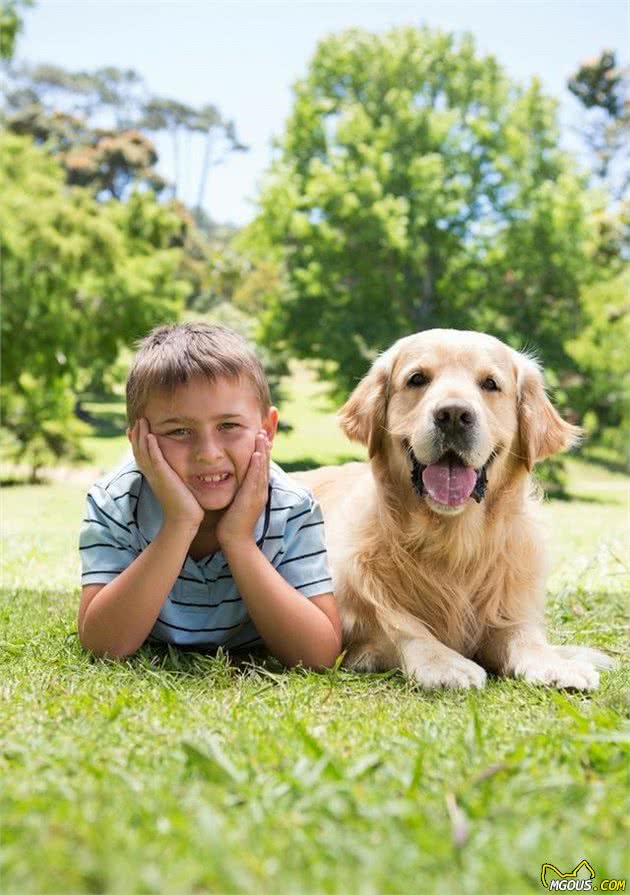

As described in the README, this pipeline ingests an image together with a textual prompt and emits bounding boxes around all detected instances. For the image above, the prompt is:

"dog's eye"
[407,372,430,388]
[481,377,500,391]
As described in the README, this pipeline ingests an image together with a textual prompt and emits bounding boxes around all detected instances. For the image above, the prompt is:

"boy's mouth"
[193,472,233,488]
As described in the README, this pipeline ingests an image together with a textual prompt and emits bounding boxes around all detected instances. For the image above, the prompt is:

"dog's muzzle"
[403,440,498,507]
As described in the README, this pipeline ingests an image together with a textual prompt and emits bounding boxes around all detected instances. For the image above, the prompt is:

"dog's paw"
[402,643,487,690]
[513,650,600,691]
[552,644,615,670]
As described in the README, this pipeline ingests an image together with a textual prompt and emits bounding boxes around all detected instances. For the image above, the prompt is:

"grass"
[1,366,629,895]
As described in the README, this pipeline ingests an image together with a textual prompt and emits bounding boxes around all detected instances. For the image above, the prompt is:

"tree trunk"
[408,255,437,330]
[196,130,213,211]
[171,127,179,198]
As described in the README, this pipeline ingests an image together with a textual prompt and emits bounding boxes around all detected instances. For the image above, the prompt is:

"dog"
[296,329,613,690]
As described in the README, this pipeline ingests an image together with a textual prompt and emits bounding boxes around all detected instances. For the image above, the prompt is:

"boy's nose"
[195,434,225,463]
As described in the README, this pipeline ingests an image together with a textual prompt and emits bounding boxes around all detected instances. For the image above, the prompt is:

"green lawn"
[1,367,629,895]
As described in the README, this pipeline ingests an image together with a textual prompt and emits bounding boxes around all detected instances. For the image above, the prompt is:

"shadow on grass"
[0,476,47,488]
[135,641,410,688]
[576,451,630,476]
[50,633,408,689]
[82,409,127,439]
[75,394,127,439]
[544,489,619,505]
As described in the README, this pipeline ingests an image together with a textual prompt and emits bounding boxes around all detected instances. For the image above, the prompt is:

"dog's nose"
[434,402,476,434]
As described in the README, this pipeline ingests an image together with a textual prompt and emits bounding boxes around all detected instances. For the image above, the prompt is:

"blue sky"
[19,0,630,225]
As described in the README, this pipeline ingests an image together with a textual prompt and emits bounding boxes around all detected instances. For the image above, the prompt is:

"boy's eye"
[168,428,191,437]
[219,422,239,431]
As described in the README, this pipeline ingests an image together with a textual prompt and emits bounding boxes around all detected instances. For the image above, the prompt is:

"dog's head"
[338,329,581,516]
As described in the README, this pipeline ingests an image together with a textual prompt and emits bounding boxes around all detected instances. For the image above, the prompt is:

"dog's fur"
[296,329,613,690]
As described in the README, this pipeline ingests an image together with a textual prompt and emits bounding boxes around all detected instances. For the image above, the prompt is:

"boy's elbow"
[320,620,343,668]
[304,633,343,671]
[78,629,138,660]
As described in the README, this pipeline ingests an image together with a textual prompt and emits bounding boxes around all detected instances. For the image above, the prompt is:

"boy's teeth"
[199,473,229,482]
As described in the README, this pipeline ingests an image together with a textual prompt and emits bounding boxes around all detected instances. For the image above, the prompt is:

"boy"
[78,323,342,668]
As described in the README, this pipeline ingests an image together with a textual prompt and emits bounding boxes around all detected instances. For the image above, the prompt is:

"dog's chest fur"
[336,500,539,657]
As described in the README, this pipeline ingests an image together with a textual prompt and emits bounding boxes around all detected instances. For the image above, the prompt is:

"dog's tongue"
[422,457,477,507]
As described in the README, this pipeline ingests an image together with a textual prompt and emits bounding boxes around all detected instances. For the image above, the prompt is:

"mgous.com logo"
[541,859,626,891]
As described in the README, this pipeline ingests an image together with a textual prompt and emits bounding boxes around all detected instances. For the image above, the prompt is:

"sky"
[18,0,630,226]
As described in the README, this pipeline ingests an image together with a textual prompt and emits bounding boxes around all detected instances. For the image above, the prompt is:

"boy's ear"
[263,406,279,443]
[515,353,582,471]
[126,419,140,444]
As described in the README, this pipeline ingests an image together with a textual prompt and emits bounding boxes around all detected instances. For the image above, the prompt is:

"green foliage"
[247,26,598,401]
[568,50,625,117]
[0,0,32,60]
[183,228,248,313]
[567,49,629,197]
[62,129,166,199]
[1,373,89,480]
[4,64,166,200]
[566,270,630,463]
[3,61,247,206]
[0,133,190,475]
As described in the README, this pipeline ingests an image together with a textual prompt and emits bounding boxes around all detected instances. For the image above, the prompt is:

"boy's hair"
[126,322,271,426]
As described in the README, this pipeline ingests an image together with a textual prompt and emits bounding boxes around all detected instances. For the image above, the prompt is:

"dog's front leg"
[397,631,487,690]
[477,623,613,691]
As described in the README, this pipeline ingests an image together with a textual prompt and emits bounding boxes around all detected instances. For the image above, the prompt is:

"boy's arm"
[223,538,341,668]
[217,437,342,669]
[79,420,203,658]
[79,520,198,658]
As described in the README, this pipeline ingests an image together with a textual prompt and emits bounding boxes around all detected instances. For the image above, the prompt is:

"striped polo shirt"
[79,455,334,651]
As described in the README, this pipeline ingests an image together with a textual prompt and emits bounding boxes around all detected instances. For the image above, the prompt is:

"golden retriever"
[296,329,613,690]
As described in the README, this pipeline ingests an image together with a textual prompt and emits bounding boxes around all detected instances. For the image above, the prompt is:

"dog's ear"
[338,357,390,458]
[516,353,582,471]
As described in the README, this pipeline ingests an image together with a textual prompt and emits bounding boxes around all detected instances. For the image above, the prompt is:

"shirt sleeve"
[273,495,334,598]
[79,486,139,585]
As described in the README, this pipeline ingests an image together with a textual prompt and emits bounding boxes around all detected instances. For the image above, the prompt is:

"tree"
[0,0,32,60]
[565,272,630,462]
[247,26,597,401]
[193,106,247,213]
[0,134,190,476]
[568,50,629,197]
[63,129,166,199]
[2,63,167,201]
[3,62,248,213]
[565,50,629,461]
[5,62,147,128]
[140,96,247,208]
[140,96,196,199]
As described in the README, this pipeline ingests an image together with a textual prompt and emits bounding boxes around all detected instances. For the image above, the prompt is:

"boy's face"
[140,375,278,514]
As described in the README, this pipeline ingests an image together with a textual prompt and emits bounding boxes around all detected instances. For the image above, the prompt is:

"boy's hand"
[216,431,270,549]
[129,418,204,532]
